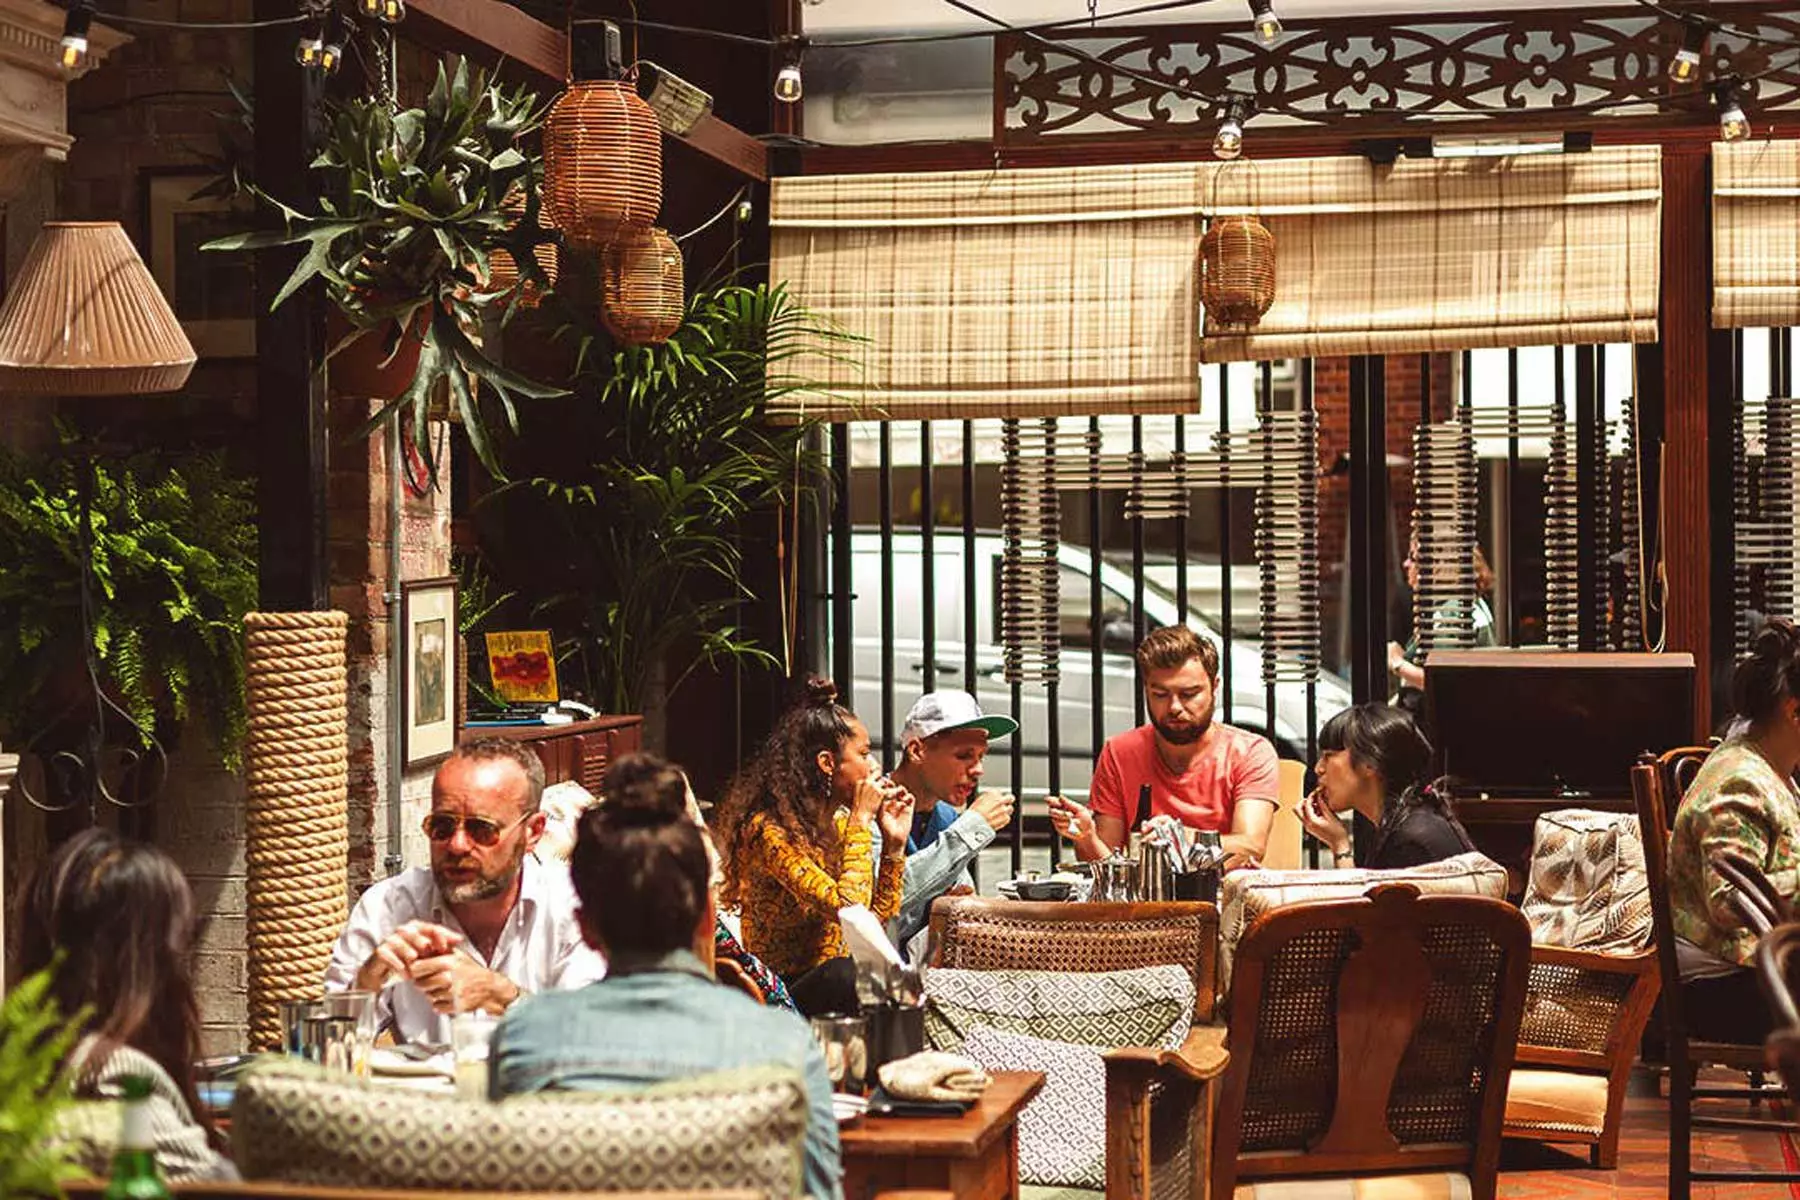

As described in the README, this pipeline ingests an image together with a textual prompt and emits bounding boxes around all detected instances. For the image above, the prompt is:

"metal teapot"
[1090,853,1140,903]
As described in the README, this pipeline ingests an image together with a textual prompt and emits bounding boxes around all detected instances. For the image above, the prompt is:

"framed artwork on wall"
[402,576,459,768]
[140,168,256,358]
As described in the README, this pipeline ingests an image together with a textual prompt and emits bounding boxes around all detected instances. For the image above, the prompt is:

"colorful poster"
[484,630,559,704]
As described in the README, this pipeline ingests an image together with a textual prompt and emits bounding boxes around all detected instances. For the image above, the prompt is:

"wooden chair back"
[1212,884,1531,1200]
[927,896,1219,1022]
[1758,922,1800,1105]
[1631,750,1709,1059]
[1262,759,1308,870]
[1712,849,1792,937]
[714,957,767,1005]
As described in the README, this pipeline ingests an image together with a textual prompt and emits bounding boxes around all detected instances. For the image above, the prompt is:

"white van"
[834,529,1354,803]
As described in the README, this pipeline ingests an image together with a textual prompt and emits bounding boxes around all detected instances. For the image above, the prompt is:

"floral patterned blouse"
[737,811,903,980]
[1670,736,1800,968]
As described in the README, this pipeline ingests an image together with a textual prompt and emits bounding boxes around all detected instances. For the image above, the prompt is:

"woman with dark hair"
[20,827,235,1181]
[712,677,913,1016]
[491,752,843,1200]
[1298,702,1475,870]
[1669,618,1800,1043]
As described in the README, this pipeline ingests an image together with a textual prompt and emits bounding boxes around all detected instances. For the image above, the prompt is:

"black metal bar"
[1132,416,1147,728]
[1044,419,1062,871]
[920,421,936,694]
[1709,324,1741,723]
[1506,347,1520,645]
[1219,367,1233,723]
[1575,345,1603,650]
[831,424,853,705]
[1260,361,1277,744]
[1348,356,1389,703]
[1089,417,1105,818]
[1010,678,1024,875]
[879,423,895,759]
[963,422,978,699]
[1175,411,1189,624]
[1302,358,1320,867]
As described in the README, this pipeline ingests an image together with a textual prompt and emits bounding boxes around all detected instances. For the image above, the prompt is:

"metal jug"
[1134,831,1175,902]
[1090,854,1140,903]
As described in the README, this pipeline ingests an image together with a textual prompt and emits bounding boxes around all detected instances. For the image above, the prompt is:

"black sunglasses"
[422,811,528,847]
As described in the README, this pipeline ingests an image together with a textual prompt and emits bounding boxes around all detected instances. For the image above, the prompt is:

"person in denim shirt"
[491,754,843,1200]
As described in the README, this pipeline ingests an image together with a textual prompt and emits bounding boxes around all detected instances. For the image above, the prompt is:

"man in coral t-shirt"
[1049,626,1279,863]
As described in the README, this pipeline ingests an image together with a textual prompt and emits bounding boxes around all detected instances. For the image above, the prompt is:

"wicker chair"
[62,1188,765,1200]
[1212,884,1530,1200]
[926,896,1225,1200]
[1631,747,1800,1198]
[1502,813,1661,1167]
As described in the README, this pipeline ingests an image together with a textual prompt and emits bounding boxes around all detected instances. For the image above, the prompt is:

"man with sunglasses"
[324,738,604,1046]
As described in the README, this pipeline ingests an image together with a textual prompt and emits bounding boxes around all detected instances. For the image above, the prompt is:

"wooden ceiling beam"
[401,0,768,181]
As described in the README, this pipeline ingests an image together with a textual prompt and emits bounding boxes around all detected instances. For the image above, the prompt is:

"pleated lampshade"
[601,225,684,345]
[542,81,663,250]
[0,222,196,395]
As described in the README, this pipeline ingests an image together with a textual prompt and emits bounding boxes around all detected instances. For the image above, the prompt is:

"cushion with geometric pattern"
[231,1058,806,1197]
[1519,808,1652,954]
[962,1024,1106,1191]
[922,964,1193,1054]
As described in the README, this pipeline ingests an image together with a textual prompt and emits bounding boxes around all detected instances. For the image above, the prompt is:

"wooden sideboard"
[459,715,642,792]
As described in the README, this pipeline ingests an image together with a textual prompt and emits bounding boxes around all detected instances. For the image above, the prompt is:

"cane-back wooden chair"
[927,896,1225,1200]
[1212,884,1530,1200]
[1756,921,1800,1108]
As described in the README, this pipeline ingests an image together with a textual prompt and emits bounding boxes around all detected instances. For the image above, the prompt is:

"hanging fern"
[0,438,257,767]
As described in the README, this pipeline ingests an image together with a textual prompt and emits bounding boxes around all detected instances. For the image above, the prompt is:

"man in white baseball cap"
[880,690,1019,949]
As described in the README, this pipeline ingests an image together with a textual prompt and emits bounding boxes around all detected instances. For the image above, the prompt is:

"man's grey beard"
[436,858,520,904]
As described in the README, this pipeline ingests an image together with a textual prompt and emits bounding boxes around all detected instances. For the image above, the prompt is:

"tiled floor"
[1500,1071,1800,1199]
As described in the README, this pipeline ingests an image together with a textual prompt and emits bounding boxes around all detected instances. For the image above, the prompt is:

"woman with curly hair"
[1298,702,1474,870]
[713,676,913,1016]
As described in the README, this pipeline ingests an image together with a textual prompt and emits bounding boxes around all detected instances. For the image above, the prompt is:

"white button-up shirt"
[324,855,607,1046]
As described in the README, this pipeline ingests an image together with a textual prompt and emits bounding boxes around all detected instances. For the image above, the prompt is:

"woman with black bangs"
[1298,702,1475,870]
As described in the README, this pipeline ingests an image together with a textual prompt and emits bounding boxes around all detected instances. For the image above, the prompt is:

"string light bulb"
[318,23,343,74]
[1213,97,1251,161]
[1668,20,1706,85]
[293,17,324,68]
[59,2,93,71]
[1248,0,1283,45]
[359,0,404,23]
[1714,81,1749,142]
[774,39,805,103]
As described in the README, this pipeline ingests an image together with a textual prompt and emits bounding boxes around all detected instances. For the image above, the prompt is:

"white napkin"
[839,904,904,973]
[877,1051,991,1103]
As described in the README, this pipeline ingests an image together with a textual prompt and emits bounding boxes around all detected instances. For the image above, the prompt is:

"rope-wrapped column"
[243,611,349,1050]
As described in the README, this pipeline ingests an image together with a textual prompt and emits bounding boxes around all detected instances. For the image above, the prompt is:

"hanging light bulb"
[1248,0,1283,45]
[318,21,343,75]
[1715,82,1750,142]
[1214,98,1251,161]
[1668,20,1706,85]
[58,2,93,71]
[379,0,405,23]
[294,17,324,68]
[774,39,805,103]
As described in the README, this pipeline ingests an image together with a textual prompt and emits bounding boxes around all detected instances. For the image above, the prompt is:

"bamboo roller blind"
[768,163,1205,422]
[1714,140,1800,329]
[1201,147,1662,362]
[768,147,1661,419]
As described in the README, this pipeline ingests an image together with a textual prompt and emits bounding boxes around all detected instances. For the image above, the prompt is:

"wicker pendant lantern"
[543,80,663,250]
[601,225,684,345]
[0,222,196,394]
[1200,214,1277,329]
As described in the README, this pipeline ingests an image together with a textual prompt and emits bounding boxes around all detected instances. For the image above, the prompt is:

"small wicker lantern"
[1199,213,1277,329]
[486,193,559,309]
[543,80,663,250]
[601,225,684,345]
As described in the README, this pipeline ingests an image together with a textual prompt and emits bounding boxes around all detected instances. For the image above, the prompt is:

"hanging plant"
[204,55,566,481]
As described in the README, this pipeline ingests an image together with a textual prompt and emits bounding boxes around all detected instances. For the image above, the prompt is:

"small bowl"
[1012,879,1074,902]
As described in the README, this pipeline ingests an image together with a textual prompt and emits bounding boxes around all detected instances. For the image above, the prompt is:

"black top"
[1362,803,1476,871]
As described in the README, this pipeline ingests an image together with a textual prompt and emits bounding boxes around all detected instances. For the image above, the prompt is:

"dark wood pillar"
[1657,146,1715,736]
[253,0,329,611]
[1348,356,1389,703]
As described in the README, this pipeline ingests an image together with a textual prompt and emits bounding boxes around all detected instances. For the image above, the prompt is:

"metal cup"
[279,1000,326,1058]
[322,991,376,1078]
[1090,855,1140,903]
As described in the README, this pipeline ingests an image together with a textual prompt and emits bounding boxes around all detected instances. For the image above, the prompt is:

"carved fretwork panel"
[997,4,1800,147]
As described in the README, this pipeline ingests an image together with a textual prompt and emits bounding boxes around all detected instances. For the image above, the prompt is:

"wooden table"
[839,1070,1045,1200]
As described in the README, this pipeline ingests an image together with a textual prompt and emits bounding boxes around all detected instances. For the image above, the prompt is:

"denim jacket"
[489,950,842,1200]
[872,802,996,949]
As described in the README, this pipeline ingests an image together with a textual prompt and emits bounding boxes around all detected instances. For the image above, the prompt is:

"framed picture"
[401,576,459,768]
[484,630,559,704]
[140,168,257,358]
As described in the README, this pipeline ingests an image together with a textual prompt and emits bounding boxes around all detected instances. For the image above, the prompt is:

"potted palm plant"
[205,56,565,479]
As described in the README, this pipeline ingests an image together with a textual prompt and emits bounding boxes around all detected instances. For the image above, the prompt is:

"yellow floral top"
[1671,737,1800,968]
[737,810,903,979]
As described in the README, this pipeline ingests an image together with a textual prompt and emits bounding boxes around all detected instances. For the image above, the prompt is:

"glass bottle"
[103,1074,172,1200]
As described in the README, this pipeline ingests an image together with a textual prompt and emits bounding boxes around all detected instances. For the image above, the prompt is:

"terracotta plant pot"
[326,308,428,401]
